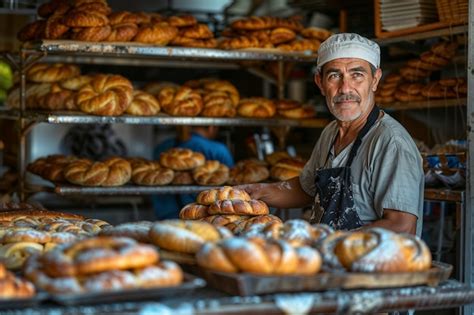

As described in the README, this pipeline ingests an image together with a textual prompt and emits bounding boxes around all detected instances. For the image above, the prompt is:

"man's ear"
[371,68,383,92]
[314,73,325,96]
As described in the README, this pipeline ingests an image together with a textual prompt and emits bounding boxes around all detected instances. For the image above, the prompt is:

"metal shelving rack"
[2,40,327,200]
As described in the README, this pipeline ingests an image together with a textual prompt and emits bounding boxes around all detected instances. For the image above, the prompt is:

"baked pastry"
[196,237,321,275]
[171,171,195,185]
[159,86,203,117]
[218,36,272,50]
[203,80,240,107]
[126,90,160,116]
[64,157,132,187]
[149,220,230,254]
[105,23,139,42]
[201,91,236,117]
[277,39,321,52]
[108,11,140,25]
[99,221,153,243]
[192,160,229,185]
[60,75,93,91]
[178,24,213,39]
[208,199,269,216]
[167,15,197,27]
[41,236,159,277]
[334,228,431,272]
[398,83,424,95]
[278,105,315,119]
[265,151,291,166]
[300,27,333,41]
[420,52,450,68]
[394,90,424,102]
[170,36,218,48]
[200,214,245,226]
[0,266,35,298]
[63,10,109,27]
[27,63,80,83]
[430,41,458,59]
[270,158,305,181]
[237,97,276,118]
[196,186,251,205]
[17,20,46,42]
[227,159,270,185]
[36,83,76,110]
[27,154,77,182]
[134,22,178,45]
[224,214,282,235]
[72,0,111,16]
[44,15,70,39]
[159,148,205,171]
[179,203,209,220]
[421,82,456,99]
[37,0,70,18]
[406,59,440,71]
[130,159,174,186]
[400,66,431,82]
[76,74,133,116]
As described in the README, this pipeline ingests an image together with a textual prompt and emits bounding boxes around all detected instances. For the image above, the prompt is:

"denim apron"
[310,106,380,230]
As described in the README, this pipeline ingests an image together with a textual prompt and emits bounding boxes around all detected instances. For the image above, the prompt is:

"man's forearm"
[363,212,417,235]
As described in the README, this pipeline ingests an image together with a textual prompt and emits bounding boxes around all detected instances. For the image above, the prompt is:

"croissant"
[196,186,251,205]
[76,74,133,116]
[208,199,269,216]
[130,159,174,186]
[196,237,321,275]
[64,157,131,187]
[192,160,229,185]
[148,220,230,254]
[159,148,205,171]
[126,90,160,116]
[27,63,80,83]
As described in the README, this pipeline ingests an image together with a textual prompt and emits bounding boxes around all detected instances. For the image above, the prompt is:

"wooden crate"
[374,0,460,39]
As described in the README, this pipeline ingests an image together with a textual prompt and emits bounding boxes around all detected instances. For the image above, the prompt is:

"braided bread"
[0,268,35,298]
[99,221,153,243]
[76,74,133,116]
[126,90,160,116]
[167,15,197,27]
[149,220,230,254]
[192,161,229,185]
[218,36,272,50]
[270,158,305,181]
[399,66,431,82]
[27,154,77,182]
[269,27,296,44]
[44,15,69,40]
[237,97,276,118]
[0,241,44,269]
[179,203,209,220]
[172,171,195,185]
[406,59,440,71]
[63,10,109,27]
[73,0,111,16]
[159,148,205,171]
[108,11,140,25]
[159,86,203,116]
[277,39,321,52]
[201,91,236,117]
[230,16,278,30]
[37,0,70,18]
[105,23,138,42]
[203,80,240,107]
[178,24,213,39]
[27,63,80,83]
[64,157,131,187]
[196,186,250,205]
[134,23,178,45]
[227,159,270,185]
[60,75,93,91]
[224,214,282,235]
[200,214,245,226]
[197,237,321,275]
[37,83,76,111]
[208,199,269,216]
[17,20,46,42]
[300,27,332,41]
[170,36,218,48]
[130,159,174,186]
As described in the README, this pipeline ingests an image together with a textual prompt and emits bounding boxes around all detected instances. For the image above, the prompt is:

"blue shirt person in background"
[152,126,234,219]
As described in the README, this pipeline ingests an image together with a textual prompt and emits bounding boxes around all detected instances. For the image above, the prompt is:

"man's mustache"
[332,93,361,103]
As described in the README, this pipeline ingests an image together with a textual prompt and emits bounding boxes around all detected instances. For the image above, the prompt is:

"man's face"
[315,58,382,122]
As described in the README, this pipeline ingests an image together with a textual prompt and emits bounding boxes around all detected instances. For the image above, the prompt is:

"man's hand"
[364,209,417,234]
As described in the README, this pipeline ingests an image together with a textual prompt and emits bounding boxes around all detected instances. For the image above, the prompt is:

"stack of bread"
[23,236,183,294]
[218,16,331,53]
[375,40,461,105]
[0,208,110,270]
[0,262,35,298]
[179,186,282,235]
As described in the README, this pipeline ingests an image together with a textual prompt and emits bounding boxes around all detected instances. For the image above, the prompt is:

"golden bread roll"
[159,86,203,116]
[172,171,195,185]
[73,0,111,15]
[192,160,229,185]
[277,39,321,52]
[300,27,333,41]
[60,75,93,91]
[237,97,276,118]
[230,16,278,31]
[105,23,138,42]
[269,27,296,44]
[208,199,269,216]
[130,159,174,185]
[203,80,240,107]
[178,23,213,39]
[167,15,197,27]
[64,157,131,187]
[430,41,458,59]
[265,151,291,166]
[227,159,270,185]
[76,74,133,116]
[201,91,236,117]
[63,10,109,27]
[148,220,229,254]
[108,11,140,25]
[218,36,272,50]
[36,83,76,110]
[224,214,282,235]
[196,186,251,205]
[398,83,424,95]
[270,158,305,181]
[200,214,245,226]
[159,148,205,171]
[399,66,431,82]
[420,52,450,68]
[44,15,69,40]
[197,237,321,275]
[126,90,160,116]
[278,105,315,119]
[134,23,178,45]
[27,154,77,182]
[41,236,159,277]
[27,63,80,83]
[179,203,209,220]
[17,20,46,42]
[421,82,456,98]
[170,36,218,48]
[0,242,44,269]
[332,228,432,272]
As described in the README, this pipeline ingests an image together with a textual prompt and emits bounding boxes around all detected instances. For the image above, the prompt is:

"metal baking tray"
[23,40,318,63]
[53,184,217,195]
[0,292,48,310]
[50,273,206,306]
[197,261,452,296]
[21,111,329,128]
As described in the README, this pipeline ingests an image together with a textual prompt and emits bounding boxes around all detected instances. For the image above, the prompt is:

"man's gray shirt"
[299,112,424,235]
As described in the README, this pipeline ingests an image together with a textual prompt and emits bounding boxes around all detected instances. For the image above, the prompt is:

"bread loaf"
[192,161,229,185]
[160,86,203,117]
[130,159,174,186]
[237,97,276,118]
[196,186,250,205]
[134,23,178,45]
[179,203,209,220]
[227,159,270,185]
[159,148,205,171]
[167,15,197,27]
[105,23,138,42]
[99,221,153,243]
[200,214,245,226]
[27,63,80,83]
[172,171,195,185]
[208,199,269,216]
[63,10,109,27]
[300,27,332,41]
[64,157,131,187]
[270,158,305,181]
[126,90,160,116]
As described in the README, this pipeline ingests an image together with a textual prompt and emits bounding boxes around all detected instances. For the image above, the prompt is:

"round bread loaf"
[196,186,250,205]
[300,27,332,41]
[192,160,229,185]
[227,159,270,185]
[130,159,174,185]
[237,97,276,118]
[270,158,305,181]
[179,203,209,220]
[159,148,205,171]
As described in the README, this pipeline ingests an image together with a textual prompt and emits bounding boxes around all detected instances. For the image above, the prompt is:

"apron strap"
[346,105,380,167]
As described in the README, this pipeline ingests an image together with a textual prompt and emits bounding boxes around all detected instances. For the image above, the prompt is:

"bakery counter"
[5,280,474,314]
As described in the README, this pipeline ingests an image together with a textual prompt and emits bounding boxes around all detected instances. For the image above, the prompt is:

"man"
[242,33,424,235]
[153,126,234,219]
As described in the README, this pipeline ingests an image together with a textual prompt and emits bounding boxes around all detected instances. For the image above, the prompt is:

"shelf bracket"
[20,121,37,137]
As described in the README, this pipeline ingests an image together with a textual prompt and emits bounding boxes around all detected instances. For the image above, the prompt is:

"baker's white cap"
[316,33,380,72]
